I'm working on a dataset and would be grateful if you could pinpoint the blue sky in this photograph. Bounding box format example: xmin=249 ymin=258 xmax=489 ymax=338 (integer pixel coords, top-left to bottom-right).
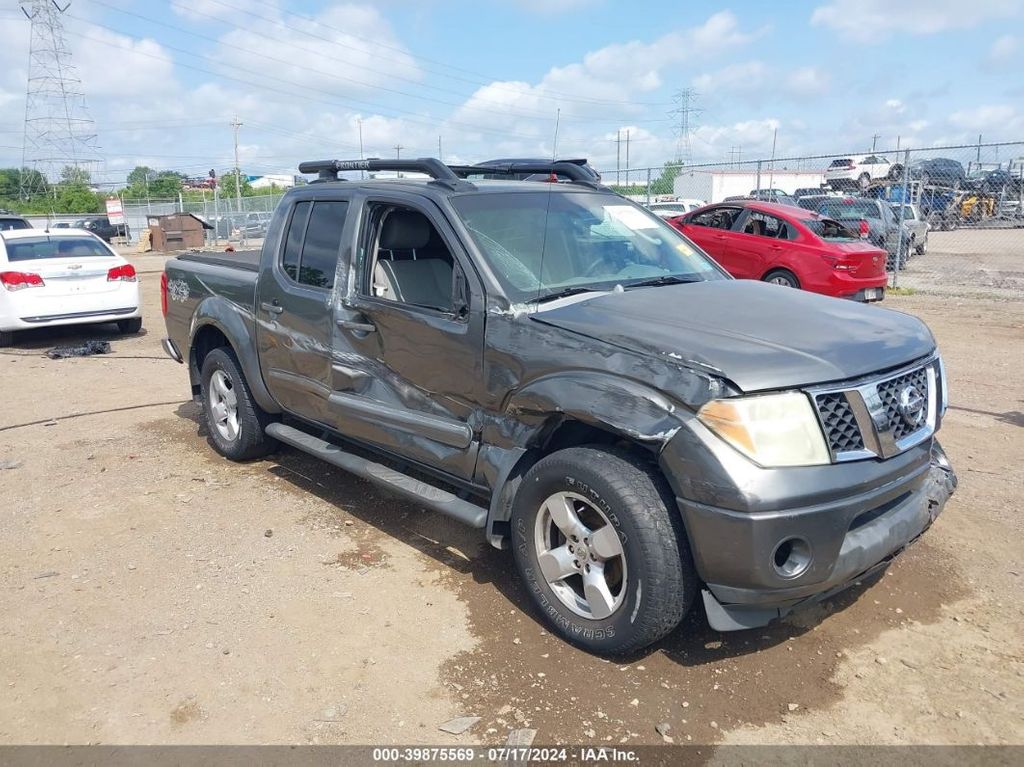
xmin=1 ymin=0 xmax=1022 ymax=187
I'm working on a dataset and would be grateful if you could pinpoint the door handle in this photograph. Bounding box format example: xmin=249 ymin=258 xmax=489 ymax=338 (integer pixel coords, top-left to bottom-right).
xmin=260 ymin=301 xmax=283 ymax=315
xmin=337 ymin=318 xmax=376 ymax=333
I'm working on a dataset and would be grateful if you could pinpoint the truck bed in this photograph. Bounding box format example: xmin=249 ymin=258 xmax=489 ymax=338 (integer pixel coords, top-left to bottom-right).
xmin=176 ymin=249 xmax=261 ymax=273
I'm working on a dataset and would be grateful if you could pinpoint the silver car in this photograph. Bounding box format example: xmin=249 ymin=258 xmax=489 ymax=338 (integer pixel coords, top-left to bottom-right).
xmin=893 ymin=203 xmax=929 ymax=255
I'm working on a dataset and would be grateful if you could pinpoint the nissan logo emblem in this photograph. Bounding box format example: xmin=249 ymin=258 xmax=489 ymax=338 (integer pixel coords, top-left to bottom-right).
xmin=898 ymin=385 xmax=926 ymax=428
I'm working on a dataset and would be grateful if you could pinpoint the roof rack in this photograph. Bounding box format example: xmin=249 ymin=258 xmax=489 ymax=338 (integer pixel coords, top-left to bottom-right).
xmin=297 ymin=158 xmax=474 ymax=190
xmin=449 ymin=160 xmax=603 ymax=189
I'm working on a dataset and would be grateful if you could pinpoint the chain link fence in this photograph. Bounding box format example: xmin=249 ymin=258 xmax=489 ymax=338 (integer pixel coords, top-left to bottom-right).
xmin=618 ymin=141 xmax=1024 ymax=301
xmin=121 ymin=192 xmax=285 ymax=248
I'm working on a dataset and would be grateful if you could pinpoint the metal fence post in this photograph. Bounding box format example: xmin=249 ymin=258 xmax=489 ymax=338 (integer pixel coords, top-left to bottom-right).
xmin=755 ymin=160 xmax=762 ymax=193
xmin=645 ymin=168 xmax=651 ymax=206
xmin=892 ymin=148 xmax=911 ymax=289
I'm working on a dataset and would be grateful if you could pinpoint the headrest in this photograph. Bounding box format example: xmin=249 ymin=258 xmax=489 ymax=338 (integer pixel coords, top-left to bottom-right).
xmin=380 ymin=210 xmax=430 ymax=250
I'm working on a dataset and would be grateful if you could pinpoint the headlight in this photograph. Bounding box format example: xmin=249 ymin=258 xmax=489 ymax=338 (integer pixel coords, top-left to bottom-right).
xmin=697 ymin=392 xmax=831 ymax=467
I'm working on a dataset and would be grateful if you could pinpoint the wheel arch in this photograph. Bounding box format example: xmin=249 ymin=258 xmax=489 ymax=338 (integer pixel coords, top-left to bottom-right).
xmin=188 ymin=298 xmax=280 ymax=414
xmin=482 ymin=372 xmax=686 ymax=549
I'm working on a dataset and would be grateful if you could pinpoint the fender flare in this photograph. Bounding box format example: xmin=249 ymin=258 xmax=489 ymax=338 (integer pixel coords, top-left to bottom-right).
xmin=189 ymin=295 xmax=281 ymax=414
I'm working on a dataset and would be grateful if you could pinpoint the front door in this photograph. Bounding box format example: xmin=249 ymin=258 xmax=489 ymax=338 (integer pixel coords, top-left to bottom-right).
xmin=256 ymin=197 xmax=350 ymax=424
xmin=329 ymin=196 xmax=485 ymax=480
xmin=682 ymin=206 xmax=742 ymax=269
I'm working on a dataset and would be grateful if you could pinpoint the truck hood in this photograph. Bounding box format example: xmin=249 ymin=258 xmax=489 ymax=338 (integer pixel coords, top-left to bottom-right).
xmin=531 ymin=280 xmax=935 ymax=392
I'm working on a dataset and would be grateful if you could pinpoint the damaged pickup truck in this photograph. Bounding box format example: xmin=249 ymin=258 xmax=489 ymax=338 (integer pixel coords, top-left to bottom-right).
xmin=161 ymin=158 xmax=957 ymax=654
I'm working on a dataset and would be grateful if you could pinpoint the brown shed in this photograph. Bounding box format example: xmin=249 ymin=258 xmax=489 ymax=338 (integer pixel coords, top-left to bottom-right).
xmin=147 ymin=213 xmax=212 ymax=251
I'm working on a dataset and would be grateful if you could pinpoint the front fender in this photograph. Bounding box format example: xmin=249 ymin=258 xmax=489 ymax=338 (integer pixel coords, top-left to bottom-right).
xmin=189 ymin=295 xmax=280 ymax=414
xmin=503 ymin=370 xmax=687 ymax=445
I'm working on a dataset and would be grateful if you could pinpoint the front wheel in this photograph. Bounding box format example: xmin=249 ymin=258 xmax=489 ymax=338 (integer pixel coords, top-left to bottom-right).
xmin=200 ymin=346 xmax=278 ymax=461
xmin=0 ymin=329 xmax=14 ymax=348
xmin=511 ymin=446 xmax=697 ymax=655
xmin=858 ymin=173 xmax=871 ymax=190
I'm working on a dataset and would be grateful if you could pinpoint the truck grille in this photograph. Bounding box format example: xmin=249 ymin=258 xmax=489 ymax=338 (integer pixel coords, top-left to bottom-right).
xmin=811 ymin=360 xmax=937 ymax=461
xmin=877 ymin=367 xmax=930 ymax=441
xmin=815 ymin=392 xmax=865 ymax=453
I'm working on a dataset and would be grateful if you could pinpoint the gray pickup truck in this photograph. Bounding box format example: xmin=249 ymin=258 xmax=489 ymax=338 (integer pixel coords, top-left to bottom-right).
xmin=161 ymin=158 xmax=957 ymax=654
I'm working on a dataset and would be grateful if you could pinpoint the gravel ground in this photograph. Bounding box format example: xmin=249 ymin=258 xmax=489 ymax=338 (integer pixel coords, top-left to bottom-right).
xmin=0 ymin=253 xmax=1021 ymax=747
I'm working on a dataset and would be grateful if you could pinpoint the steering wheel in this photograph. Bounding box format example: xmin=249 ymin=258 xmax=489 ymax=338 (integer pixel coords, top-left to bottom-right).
xmin=583 ymin=255 xmax=620 ymax=278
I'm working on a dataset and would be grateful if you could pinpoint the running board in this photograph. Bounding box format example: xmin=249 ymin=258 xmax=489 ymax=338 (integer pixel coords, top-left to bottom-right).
xmin=265 ymin=422 xmax=487 ymax=529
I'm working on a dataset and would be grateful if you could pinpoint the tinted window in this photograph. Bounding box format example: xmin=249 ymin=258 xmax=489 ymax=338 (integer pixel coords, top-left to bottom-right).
xmin=298 ymin=201 xmax=348 ymax=289
xmin=805 ymin=219 xmax=858 ymax=240
xmin=4 ymin=236 xmax=112 ymax=262
xmin=815 ymin=199 xmax=882 ymax=219
xmin=282 ymin=201 xmax=311 ymax=282
xmin=0 ymin=218 xmax=30 ymax=231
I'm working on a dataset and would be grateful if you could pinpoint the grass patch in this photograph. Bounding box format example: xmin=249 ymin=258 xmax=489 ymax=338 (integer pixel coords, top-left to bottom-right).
xmin=887 ymin=286 xmax=918 ymax=296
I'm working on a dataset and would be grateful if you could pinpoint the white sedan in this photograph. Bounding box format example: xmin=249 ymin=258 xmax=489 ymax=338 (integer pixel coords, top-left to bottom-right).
xmin=0 ymin=228 xmax=142 ymax=347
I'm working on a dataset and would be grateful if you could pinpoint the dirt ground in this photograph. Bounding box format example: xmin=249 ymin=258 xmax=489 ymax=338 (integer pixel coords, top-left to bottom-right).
xmin=899 ymin=227 xmax=1024 ymax=300
xmin=0 ymin=253 xmax=1021 ymax=748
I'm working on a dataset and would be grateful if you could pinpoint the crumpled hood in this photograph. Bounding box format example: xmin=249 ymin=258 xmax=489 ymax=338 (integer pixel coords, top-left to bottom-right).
xmin=531 ymin=280 xmax=935 ymax=392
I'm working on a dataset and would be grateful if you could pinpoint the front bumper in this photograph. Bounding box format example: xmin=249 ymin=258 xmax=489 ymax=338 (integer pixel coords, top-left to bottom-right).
xmin=675 ymin=442 xmax=956 ymax=631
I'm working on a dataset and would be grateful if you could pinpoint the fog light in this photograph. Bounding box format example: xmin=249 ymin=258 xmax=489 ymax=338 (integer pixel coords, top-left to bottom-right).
xmin=772 ymin=537 xmax=812 ymax=578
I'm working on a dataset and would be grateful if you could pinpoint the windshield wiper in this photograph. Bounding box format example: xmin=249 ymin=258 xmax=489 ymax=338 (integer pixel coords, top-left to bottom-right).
xmin=535 ymin=286 xmax=604 ymax=304
xmin=625 ymin=275 xmax=701 ymax=288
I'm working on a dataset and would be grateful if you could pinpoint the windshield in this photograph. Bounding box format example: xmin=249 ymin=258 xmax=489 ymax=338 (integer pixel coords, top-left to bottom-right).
xmin=452 ymin=191 xmax=726 ymax=302
xmin=4 ymin=235 xmax=113 ymax=262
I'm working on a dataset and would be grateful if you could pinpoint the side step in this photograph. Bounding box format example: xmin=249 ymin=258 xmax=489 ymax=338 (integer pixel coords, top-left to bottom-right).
xmin=265 ymin=422 xmax=487 ymax=529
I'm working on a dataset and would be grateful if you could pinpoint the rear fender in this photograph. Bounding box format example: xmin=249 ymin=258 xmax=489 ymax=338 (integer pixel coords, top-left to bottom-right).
xmin=189 ymin=295 xmax=280 ymax=414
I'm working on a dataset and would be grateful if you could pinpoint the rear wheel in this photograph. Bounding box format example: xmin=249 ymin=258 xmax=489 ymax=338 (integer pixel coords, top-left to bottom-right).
xmin=915 ymin=237 xmax=927 ymax=256
xmin=763 ymin=269 xmax=800 ymax=289
xmin=889 ymin=164 xmax=904 ymax=180
xmin=511 ymin=446 xmax=697 ymax=655
xmin=200 ymin=346 xmax=278 ymax=461
xmin=117 ymin=317 xmax=142 ymax=334
xmin=0 ymin=330 xmax=14 ymax=348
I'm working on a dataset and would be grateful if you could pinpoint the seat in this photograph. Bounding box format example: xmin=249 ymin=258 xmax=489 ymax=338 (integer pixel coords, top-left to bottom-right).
xmin=745 ymin=218 xmax=765 ymax=236
xmin=372 ymin=209 xmax=453 ymax=309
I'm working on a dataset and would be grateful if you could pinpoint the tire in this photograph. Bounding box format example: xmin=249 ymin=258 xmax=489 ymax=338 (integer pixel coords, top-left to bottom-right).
xmin=510 ymin=446 xmax=697 ymax=655
xmin=858 ymin=173 xmax=871 ymax=191
xmin=199 ymin=346 xmax=278 ymax=461
xmin=889 ymin=164 xmax=903 ymax=180
xmin=763 ymin=269 xmax=800 ymax=289
xmin=0 ymin=329 xmax=14 ymax=348
xmin=915 ymin=237 xmax=927 ymax=256
xmin=117 ymin=317 xmax=142 ymax=334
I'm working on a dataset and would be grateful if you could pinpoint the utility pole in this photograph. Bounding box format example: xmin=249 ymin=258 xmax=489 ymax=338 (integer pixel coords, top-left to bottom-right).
xmin=977 ymin=133 xmax=983 ymax=164
xmin=625 ymin=129 xmax=630 ymax=186
xmin=231 ymin=116 xmax=242 ymax=213
xmin=358 ymin=118 xmax=366 ymax=179
xmin=871 ymin=133 xmax=881 ymax=152
xmin=729 ymin=146 xmax=742 ymax=168
xmin=616 ymin=130 xmax=621 ymax=186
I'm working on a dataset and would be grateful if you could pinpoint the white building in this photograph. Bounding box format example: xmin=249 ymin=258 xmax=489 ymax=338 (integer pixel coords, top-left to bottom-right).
xmin=250 ymin=174 xmax=299 ymax=190
xmin=673 ymin=169 xmax=827 ymax=203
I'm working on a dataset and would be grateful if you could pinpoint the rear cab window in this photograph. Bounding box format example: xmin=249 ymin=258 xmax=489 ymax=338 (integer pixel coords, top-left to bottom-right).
xmin=280 ymin=200 xmax=349 ymax=290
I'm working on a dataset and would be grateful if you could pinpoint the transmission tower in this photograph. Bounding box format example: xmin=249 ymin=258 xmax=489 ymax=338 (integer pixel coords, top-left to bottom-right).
xmin=19 ymin=0 xmax=101 ymax=201
xmin=670 ymin=89 xmax=702 ymax=165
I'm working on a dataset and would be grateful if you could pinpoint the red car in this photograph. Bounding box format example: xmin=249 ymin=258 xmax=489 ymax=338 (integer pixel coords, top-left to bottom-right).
xmin=669 ymin=201 xmax=887 ymax=301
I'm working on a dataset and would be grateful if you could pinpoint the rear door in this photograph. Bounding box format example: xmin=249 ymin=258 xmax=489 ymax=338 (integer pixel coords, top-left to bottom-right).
xmin=728 ymin=209 xmax=788 ymax=279
xmin=256 ymin=195 xmax=351 ymax=424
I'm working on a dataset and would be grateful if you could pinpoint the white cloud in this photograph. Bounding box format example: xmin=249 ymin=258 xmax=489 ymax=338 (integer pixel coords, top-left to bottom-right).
xmin=71 ymin=27 xmax=177 ymax=100
xmin=171 ymin=0 xmax=283 ymax=22
xmin=693 ymin=63 xmax=829 ymax=101
xmin=811 ymin=0 xmax=1023 ymax=43
xmin=988 ymin=34 xmax=1019 ymax=64
xmin=949 ymin=104 xmax=1024 ymax=133
xmin=693 ymin=61 xmax=768 ymax=93
xmin=213 ymin=5 xmax=420 ymax=96
xmin=785 ymin=67 xmax=830 ymax=98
